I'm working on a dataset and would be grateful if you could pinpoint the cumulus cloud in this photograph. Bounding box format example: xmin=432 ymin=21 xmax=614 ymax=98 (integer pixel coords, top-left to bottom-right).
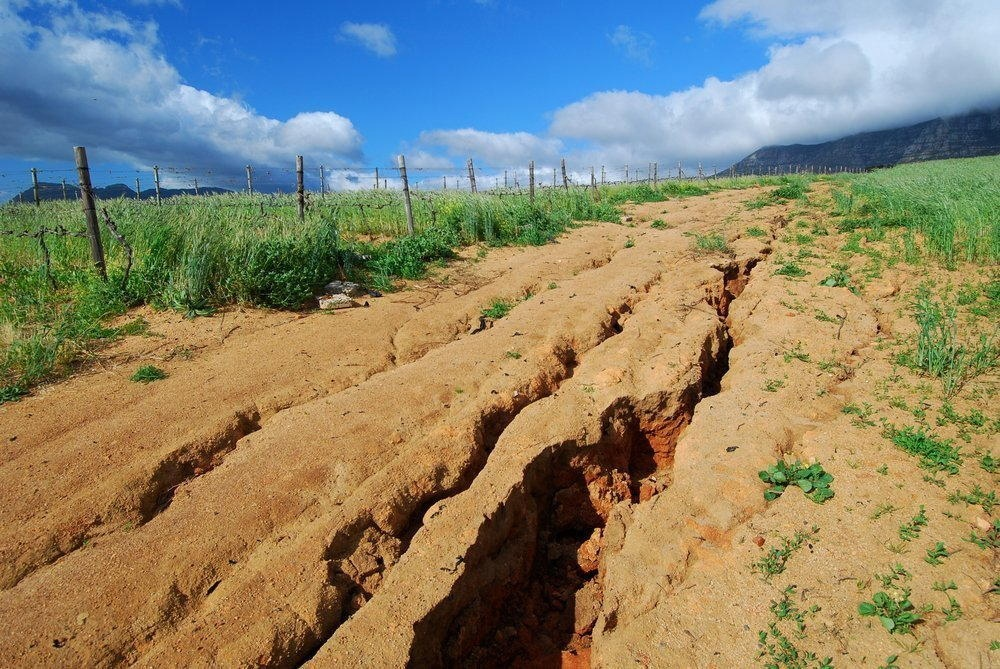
xmin=415 ymin=0 xmax=1000 ymax=169
xmin=417 ymin=129 xmax=563 ymax=167
xmin=338 ymin=22 xmax=397 ymax=58
xmin=609 ymin=25 xmax=655 ymax=66
xmin=0 ymin=1 xmax=363 ymax=175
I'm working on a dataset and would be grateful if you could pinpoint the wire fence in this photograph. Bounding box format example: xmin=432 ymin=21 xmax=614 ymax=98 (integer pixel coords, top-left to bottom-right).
xmin=0 ymin=157 xmax=865 ymax=205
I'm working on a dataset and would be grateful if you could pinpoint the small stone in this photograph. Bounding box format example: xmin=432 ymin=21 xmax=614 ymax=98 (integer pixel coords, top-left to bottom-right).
xmin=318 ymin=294 xmax=356 ymax=310
xmin=974 ymin=516 xmax=992 ymax=531
xmin=322 ymin=281 xmax=367 ymax=298
xmin=753 ymin=535 xmax=766 ymax=547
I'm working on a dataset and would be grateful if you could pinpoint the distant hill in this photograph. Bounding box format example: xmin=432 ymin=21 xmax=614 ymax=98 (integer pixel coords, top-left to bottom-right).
xmin=723 ymin=108 xmax=1000 ymax=175
xmin=8 ymin=182 xmax=233 ymax=203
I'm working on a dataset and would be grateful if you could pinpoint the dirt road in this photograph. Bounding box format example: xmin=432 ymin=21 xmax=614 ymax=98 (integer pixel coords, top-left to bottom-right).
xmin=1 ymin=187 xmax=995 ymax=667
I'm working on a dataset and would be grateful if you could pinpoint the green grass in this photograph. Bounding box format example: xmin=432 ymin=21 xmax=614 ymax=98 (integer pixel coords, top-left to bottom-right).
xmin=0 ymin=187 xmax=623 ymax=401
xmin=834 ymin=156 xmax=1000 ymax=265
xmin=888 ymin=425 xmax=962 ymax=474
xmin=130 ymin=364 xmax=167 ymax=383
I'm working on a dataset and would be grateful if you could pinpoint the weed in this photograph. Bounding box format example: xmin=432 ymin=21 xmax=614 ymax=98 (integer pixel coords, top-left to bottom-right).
xmin=751 ymin=526 xmax=819 ymax=581
xmin=759 ymin=460 xmax=835 ymax=504
xmin=481 ymin=297 xmax=516 ymax=320
xmin=876 ymin=464 xmax=889 ymax=475
xmin=818 ymin=270 xmax=854 ymax=291
xmin=965 ymin=519 xmax=1000 ymax=550
xmin=650 ymin=219 xmax=671 ymax=230
xmin=888 ymin=425 xmax=962 ymax=474
xmin=877 ymin=656 xmax=900 ymax=669
xmin=814 ymin=309 xmax=839 ymax=324
xmin=924 ymin=542 xmax=949 ymax=565
xmin=783 ymin=344 xmax=811 ymax=363
xmin=624 ymin=238 xmax=635 ymax=249
xmin=874 ymin=563 xmax=911 ymax=589
xmin=692 ymin=233 xmax=730 ymax=254
xmin=130 ymin=365 xmax=167 ymax=383
xmin=764 ymin=378 xmax=785 ymax=392
xmin=774 ymin=261 xmax=808 ymax=278
xmin=870 ymin=503 xmax=898 ymax=520
xmin=505 ymin=350 xmax=522 ymax=360
xmin=898 ymin=507 xmax=928 ymax=542
xmin=858 ymin=589 xmax=924 ymax=634
xmin=950 ymin=485 xmax=997 ymax=514
xmin=746 ymin=226 xmax=767 ymax=237
xmin=757 ymin=586 xmax=830 ymax=669
xmin=547 ymin=282 xmax=557 ymax=290
xmin=842 ymin=402 xmax=876 ymax=427
xmin=981 ymin=453 xmax=997 ymax=473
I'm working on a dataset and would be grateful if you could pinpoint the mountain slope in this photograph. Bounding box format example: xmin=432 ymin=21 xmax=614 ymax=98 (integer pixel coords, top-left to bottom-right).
xmin=725 ymin=108 xmax=1000 ymax=174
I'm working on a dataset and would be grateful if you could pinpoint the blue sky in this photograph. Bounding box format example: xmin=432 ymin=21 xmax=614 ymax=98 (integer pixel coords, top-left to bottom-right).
xmin=1 ymin=0 xmax=998 ymax=195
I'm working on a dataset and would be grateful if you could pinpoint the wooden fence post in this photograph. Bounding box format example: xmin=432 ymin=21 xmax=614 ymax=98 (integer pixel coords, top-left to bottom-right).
xmin=625 ymin=164 xmax=629 ymax=183
xmin=31 ymin=167 xmax=40 ymax=206
xmin=61 ymin=178 xmax=67 ymax=200
xmin=601 ymin=165 xmax=606 ymax=185
xmin=193 ymin=178 xmax=200 ymax=196
xmin=296 ymin=155 xmax=305 ymax=222
xmin=74 ymin=146 xmax=107 ymax=280
xmin=561 ymin=158 xmax=569 ymax=190
xmin=246 ymin=164 xmax=254 ymax=195
xmin=529 ymin=160 xmax=535 ymax=204
xmin=653 ymin=162 xmax=658 ymax=187
xmin=677 ymin=161 xmax=682 ymax=179
xmin=319 ymin=165 xmax=326 ymax=197
xmin=153 ymin=165 xmax=162 ymax=204
xmin=398 ymin=154 xmax=415 ymax=235
xmin=467 ymin=158 xmax=477 ymax=193
xmin=590 ymin=166 xmax=596 ymax=191
xmin=443 ymin=175 xmax=447 ymax=190
xmin=375 ymin=167 xmax=380 ymax=190
xmin=504 ymin=170 xmax=508 ymax=189
xmin=135 ymin=177 xmax=141 ymax=200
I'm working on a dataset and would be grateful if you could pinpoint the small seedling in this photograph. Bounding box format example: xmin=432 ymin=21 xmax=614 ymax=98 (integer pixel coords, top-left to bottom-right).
xmin=650 ymin=219 xmax=671 ymax=230
xmin=750 ymin=526 xmax=819 ymax=581
xmin=759 ymin=460 xmax=834 ymax=504
xmin=505 ymin=350 xmax=521 ymax=360
xmin=878 ymin=655 xmax=900 ymax=669
xmin=874 ymin=563 xmax=911 ymax=589
xmin=980 ymin=454 xmax=997 ymax=473
xmin=870 ymin=502 xmax=898 ymax=520
xmin=763 ymin=378 xmax=785 ymax=392
xmin=876 ymin=464 xmax=889 ymax=475
xmin=624 ymin=238 xmax=635 ymax=248
xmin=950 ymin=485 xmax=997 ymax=514
xmin=783 ymin=343 xmax=811 ymax=363
xmin=932 ymin=580 xmax=957 ymax=592
xmin=130 ymin=365 xmax=167 ymax=383
xmin=924 ymin=542 xmax=949 ymax=565
xmin=746 ymin=226 xmax=767 ymax=237
xmin=774 ymin=261 xmax=808 ymax=278
xmin=482 ymin=297 xmax=516 ymax=320
xmin=898 ymin=506 xmax=928 ymax=542
xmin=858 ymin=589 xmax=924 ymax=634
xmin=888 ymin=425 xmax=961 ymax=474
xmin=942 ymin=596 xmax=963 ymax=622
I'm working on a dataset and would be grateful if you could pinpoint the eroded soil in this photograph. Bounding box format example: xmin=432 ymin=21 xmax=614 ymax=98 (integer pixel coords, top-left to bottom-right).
xmin=0 ymin=186 xmax=996 ymax=668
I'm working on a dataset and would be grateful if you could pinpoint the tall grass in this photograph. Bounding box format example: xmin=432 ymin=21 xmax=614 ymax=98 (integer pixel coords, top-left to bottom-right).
xmin=0 ymin=186 xmax=619 ymax=399
xmin=834 ymin=156 xmax=1000 ymax=265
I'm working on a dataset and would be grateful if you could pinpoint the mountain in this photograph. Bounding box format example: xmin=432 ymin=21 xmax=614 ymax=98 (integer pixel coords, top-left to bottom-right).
xmin=723 ymin=108 xmax=1000 ymax=175
xmin=8 ymin=182 xmax=233 ymax=203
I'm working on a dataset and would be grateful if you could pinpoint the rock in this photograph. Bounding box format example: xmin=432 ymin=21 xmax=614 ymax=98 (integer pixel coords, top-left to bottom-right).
xmin=318 ymin=294 xmax=356 ymax=310
xmin=576 ymin=529 xmax=602 ymax=574
xmin=322 ymin=281 xmax=367 ymax=298
xmin=573 ymin=579 xmax=601 ymax=635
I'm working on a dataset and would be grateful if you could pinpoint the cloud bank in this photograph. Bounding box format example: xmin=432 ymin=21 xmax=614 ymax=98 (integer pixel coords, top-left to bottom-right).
xmin=0 ymin=0 xmax=362 ymax=173
xmin=421 ymin=0 xmax=1000 ymax=169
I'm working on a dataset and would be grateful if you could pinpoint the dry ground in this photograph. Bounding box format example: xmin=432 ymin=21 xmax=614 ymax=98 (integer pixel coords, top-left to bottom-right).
xmin=0 ymin=185 xmax=996 ymax=668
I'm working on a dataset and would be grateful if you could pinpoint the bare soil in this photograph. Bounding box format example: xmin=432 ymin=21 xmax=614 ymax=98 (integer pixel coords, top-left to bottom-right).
xmin=0 ymin=186 xmax=996 ymax=668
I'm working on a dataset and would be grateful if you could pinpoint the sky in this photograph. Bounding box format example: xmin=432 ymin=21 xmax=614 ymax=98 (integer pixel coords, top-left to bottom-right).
xmin=1 ymin=0 xmax=999 ymax=195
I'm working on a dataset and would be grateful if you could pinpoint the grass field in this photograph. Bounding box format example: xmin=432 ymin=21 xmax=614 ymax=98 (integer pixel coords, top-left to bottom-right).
xmin=1 ymin=159 xmax=996 ymax=403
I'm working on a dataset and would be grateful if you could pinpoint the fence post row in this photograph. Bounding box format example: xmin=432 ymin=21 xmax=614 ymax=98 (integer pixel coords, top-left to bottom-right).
xmin=560 ymin=158 xmax=569 ymax=191
xmin=528 ymin=160 xmax=535 ymax=204
xmin=295 ymin=155 xmax=305 ymax=222
xmin=153 ymin=165 xmax=162 ymax=204
xmin=135 ymin=177 xmax=141 ymax=200
xmin=61 ymin=178 xmax=68 ymax=201
xmin=31 ymin=167 xmax=40 ymax=206
xmin=194 ymin=179 xmax=200 ymax=196
xmin=246 ymin=165 xmax=254 ymax=195
xmin=73 ymin=146 xmax=107 ymax=280
xmin=398 ymin=154 xmax=415 ymax=235
xmin=467 ymin=158 xmax=477 ymax=194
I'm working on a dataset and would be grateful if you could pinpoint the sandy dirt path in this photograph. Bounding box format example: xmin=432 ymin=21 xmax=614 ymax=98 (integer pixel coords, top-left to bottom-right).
xmin=1 ymin=186 xmax=995 ymax=668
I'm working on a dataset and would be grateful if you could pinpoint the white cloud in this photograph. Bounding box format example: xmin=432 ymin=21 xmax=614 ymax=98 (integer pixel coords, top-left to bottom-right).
xmin=609 ymin=25 xmax=655 ymax=66
xmin=129 ymin=0 xmax=183 ymax=8
xmin=338 ymin=22 xmax=397 ymax=58
xmin=0 ymin=1 xmax=363 ymax=174
xmin=417 ymin=129 xmax=563 ymax=167
xmin=414 ymin=0 xmax=1000 ymax=169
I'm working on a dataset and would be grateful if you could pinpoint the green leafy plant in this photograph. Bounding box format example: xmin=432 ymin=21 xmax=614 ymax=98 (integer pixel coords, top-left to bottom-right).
xmin=949 ymin=484 xmax=997 ymax=514
xmin=759 ymin=461 xmax=835 ymax=504
xmin=746 ymin=226 xmax=767 ymax=237
xmin=481 ymin=297 xmax=516 ymax=320
xmin=979 ymin=453 xmax=997 ymax=473
xmin=898 ymin=506 xmax=928 ymax=542
xmin=888 ymin=425 xmax=962 ymax=474
xmin=924 ymin=541 xmax=949 ymax=565
xmin=858 ymin=590 xmax=924 ymax=634
xmin=692 ymin=232 xmax=730 ymax=254
xmin=877 ymin=655 xmax=900 ymax=669
xmin=751 ymin=526 xmax=819 ymax=581
xmin=130 ymin=365 xmax=167 ymax=383
xmin=966 ymin=519 xmax=999 ymax=550
xmin=650 ymin=219 xmax=671 ymax=230
xmin=774 ymin=261 xmax=808 ymax=278
xmin=764 ymin=378 xmax=785 ymax=392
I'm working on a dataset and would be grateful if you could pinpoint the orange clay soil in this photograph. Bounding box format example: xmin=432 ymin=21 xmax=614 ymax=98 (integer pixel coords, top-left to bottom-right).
xmin=0 ymin=185 xmax=996 ymax=668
